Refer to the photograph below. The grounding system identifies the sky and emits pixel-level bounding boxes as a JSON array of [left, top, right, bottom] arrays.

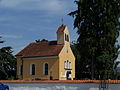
[[0, 0, 78, 55], [0, 0, 120, 61]]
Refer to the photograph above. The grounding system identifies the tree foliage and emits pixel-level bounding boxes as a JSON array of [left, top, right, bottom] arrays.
[[0, 37, 16, 80], [69, 0, 120, 79], [71, 41, 81, 79]]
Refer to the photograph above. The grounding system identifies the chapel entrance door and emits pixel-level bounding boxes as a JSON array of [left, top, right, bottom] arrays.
[[66, 71, 72, 80]]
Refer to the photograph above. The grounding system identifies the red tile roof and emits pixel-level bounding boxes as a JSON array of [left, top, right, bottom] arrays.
[[57, 24, 66, 33], [16, 41, 63, 58]]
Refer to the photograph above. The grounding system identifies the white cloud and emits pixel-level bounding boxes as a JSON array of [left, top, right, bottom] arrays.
[[0, 0, 72, 13], [1, 34, 23, 39]]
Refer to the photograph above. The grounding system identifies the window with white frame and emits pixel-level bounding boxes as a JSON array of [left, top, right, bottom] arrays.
[[43, 63, 48, 75], [64, 60, 72, 69], [64, 61, 67, 69], [67, 60, 69, 69], [68, 62, 70, 69], [70, 62, 72, 69], [19, 64, 23, 75], [30, 64, 35, 75]]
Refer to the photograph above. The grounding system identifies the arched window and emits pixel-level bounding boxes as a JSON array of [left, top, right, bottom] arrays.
[[19, 64, 23, 75], [67, 60, 69, 69], [30, 64, 35, 75], [64, 61, 67, 69], [43, 63, 48, 75], [64, 60, 71, 69], [69, 62, 72, 69]]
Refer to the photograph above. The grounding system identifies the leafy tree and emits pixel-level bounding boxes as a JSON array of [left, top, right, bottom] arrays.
[[0, 37, 16, 80], [69, 0, 120, 79]]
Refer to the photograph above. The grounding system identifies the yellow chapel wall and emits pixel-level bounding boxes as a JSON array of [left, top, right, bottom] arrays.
[[59, 46, 75, 80], [17, 57, 23, 79], [58, 26, 75, 80], [17, 57, 59, 80]]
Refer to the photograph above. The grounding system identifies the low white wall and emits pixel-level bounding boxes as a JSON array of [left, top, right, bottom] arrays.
[[3, 83, 120, 90]]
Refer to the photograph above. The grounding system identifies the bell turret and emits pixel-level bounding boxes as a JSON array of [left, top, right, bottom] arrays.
[[56, 24, 70, 45]]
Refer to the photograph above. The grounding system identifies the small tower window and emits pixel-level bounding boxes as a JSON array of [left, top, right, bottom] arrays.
[[65, 34, 67, 41], [67, 35, 69, 42], [65, 34, 69, 42]]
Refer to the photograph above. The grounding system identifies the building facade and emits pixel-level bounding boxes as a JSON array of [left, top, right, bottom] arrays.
[[16, 24, 75, 80]]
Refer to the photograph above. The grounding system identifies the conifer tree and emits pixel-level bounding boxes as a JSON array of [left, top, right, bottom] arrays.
[[69, 0, 120, 79], [0, 37, 16, 80]]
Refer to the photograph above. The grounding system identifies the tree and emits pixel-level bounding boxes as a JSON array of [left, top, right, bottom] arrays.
[[0, 37, 16, 80], [71, 41, 80, 79], [69, 0, 120, 79]]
